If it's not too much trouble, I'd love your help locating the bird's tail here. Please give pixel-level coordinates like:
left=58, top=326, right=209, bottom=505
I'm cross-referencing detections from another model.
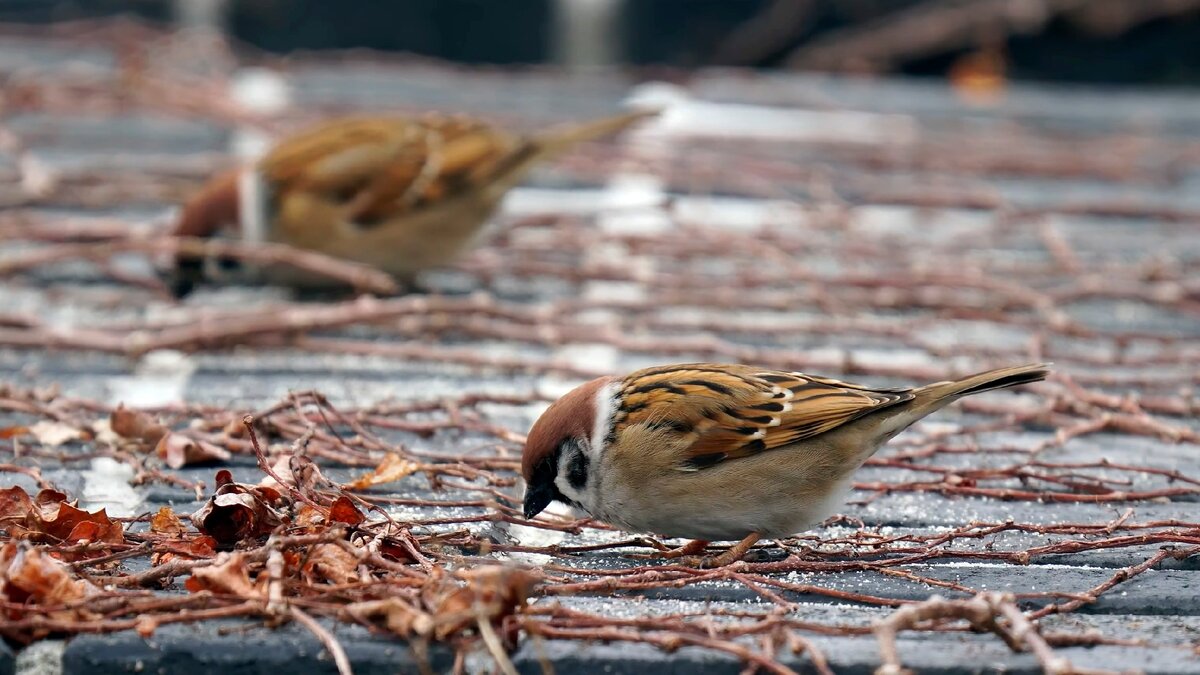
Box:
left=874, top=363, right=1050, bottom=438
left=529, top=108, right=660, bottom=157
left=484, top=109, right=658, bottom=193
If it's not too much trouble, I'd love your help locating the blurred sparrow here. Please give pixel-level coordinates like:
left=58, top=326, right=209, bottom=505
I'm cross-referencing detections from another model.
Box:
left=168, top=109, right=656, bottom=296
left=522, top=362, right=1049, bottom=567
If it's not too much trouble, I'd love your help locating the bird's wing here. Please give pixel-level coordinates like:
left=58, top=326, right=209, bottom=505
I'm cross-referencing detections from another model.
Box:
left=614, top=364, right=914, bottom=471
left=257, top=116, right=522, bottom=225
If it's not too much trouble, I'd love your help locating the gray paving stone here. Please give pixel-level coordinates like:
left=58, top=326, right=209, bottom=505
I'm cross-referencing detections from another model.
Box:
left=60, top=621, right=454, bottom=675
left=510, top=636, right=1200, bottom=675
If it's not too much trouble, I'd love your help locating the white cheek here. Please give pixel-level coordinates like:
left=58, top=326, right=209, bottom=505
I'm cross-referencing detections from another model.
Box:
left=554, top=474, right=583, bottom=504
left=553, top=449, right=594, bottom=511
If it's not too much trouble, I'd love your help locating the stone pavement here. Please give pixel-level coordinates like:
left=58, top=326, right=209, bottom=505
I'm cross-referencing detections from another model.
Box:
left=0, top=22, right=1198, bottom=675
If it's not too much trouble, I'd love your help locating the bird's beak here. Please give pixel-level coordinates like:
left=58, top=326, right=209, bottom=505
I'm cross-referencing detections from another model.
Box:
left=522, top=482, right=555, bottom=520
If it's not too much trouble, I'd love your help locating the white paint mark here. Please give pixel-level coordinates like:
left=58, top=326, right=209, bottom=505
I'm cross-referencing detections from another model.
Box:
left=80, top=457, right=140, bottom=517
left=502, top=187, right=613, bottom=215
left=229, top=67, right=291, bottom=116
left=106, top=350, right=197, bottom=408
left=601, top=173, right=666, bottom=210
left=624, top=81, right=693, bottom=111
left=15, top=638, right=65, bottom=675
left=597, top=208, right=673, bottom=235
left=626, top=81, right=917, bottom=145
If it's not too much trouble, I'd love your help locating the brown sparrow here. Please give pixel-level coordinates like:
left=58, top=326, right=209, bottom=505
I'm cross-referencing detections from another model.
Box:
left=522, top=362, right=1049, bottom=566
left=167, top=109, right=656, bottom=296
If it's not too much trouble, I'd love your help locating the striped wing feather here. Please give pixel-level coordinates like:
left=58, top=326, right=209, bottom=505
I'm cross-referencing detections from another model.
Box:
left=257, top=116, right=521, bottom=224
left=615, top=364, right=914, bottom=471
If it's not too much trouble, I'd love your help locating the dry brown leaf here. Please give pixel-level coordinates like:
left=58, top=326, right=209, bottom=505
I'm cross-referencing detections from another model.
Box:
left=303, top=543, right=359, bottom=585
left=0, top=486, right=124, bottom=553
left=110, top=406, right=169, bottom=446
left=425, top=566, right=539, bottom=641
left=150, top=506, right=187, bottom=535
left=0, top=425, right=29, bottom=439
left=191, top=473, right=287, bottom=546
left=293, top=503, right=326, bottom=529
left=347, top=453, right=422, bottom=490
left=156, top=432, right=232, bottom=469
left=40, top=501, right=124, bottom=547
left=349, top=597, right=433, bottom=637
left=328, top=496, right=366, bottom=526
left=258, top=454, right=296, bottom=491
left=0, top=542, right=100, bottom=638
left=184, top=552, right=262, bottom=598
left=152, top=535, right=218, bottom=566
left=26, top=420, right=85, bottom=447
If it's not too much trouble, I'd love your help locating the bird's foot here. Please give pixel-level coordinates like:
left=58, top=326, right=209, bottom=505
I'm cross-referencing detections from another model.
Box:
left=681, top=533, right=763, bottom=568
left=628, top=538, right=709, bottom=561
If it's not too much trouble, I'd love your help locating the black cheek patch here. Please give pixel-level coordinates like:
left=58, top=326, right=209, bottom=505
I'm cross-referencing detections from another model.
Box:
left=566, top=449, right=589, bottom=490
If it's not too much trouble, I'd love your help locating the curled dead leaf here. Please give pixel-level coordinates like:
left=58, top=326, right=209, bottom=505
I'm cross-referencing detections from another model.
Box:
left=191, top=473, right=287, bottom=547
left=347, top=453, right=422, bottom=490
left=110, top=406, right=169, bottom=447
left=156, top=432, right=232, bottom=469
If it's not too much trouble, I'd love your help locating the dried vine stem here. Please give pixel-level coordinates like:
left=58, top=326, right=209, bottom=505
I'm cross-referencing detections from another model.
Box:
left=873, top=592, right=1125, bottom=675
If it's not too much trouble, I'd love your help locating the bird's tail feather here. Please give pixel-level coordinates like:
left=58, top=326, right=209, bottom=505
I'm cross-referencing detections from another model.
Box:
left=914, top=363, right=1051, bottom=404
left=530, top=108, right=659, bottom=157
left=478, top=108, right=657, bottom=199
left=872, top=363, right=1050, bottom=439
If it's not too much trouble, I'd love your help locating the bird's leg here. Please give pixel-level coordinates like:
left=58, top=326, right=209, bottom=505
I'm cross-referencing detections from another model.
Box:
left=690, top=533, right=762, bottom=568
left=628, top=538, right=709, bottom=560
left=661, top=539, right=711, bottom=558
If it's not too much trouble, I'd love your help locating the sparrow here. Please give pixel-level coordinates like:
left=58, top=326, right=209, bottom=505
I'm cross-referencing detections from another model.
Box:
left=521, top=362, right=1049, bottom=567
left=167, top=109, right=656, bottom=296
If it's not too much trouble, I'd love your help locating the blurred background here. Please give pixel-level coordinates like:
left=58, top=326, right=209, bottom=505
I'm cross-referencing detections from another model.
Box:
left=3, top=0, right=1200, bottom=84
